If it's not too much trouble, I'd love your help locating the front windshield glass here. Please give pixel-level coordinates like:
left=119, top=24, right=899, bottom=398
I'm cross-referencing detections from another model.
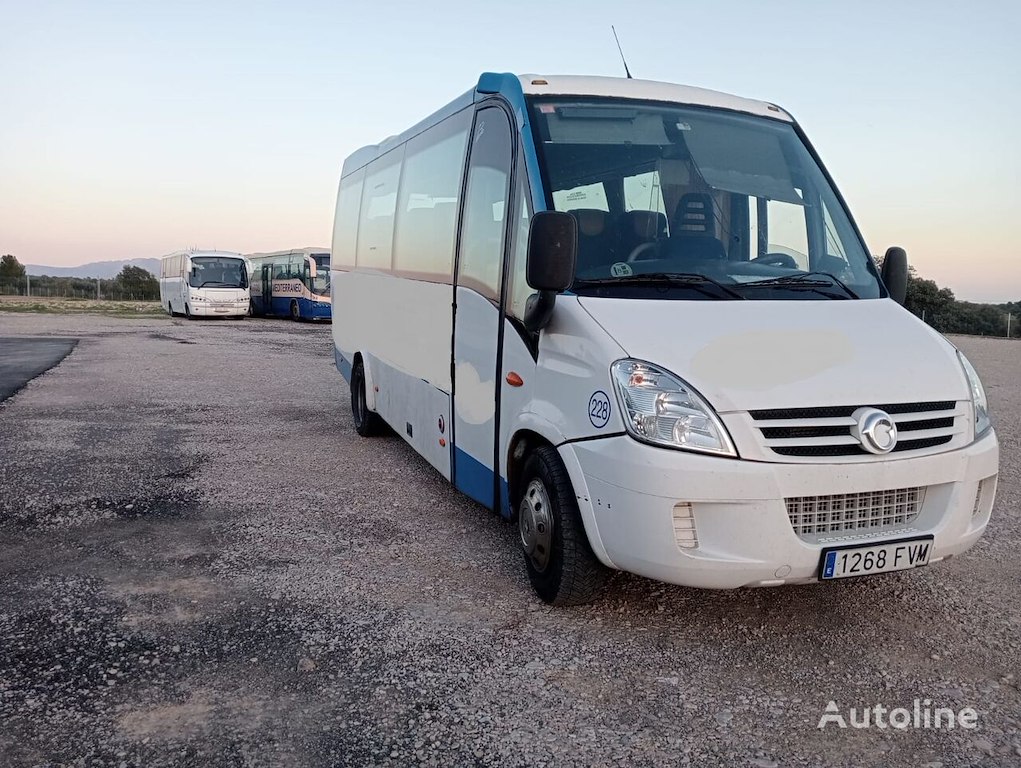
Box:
left=189, top=257, right=248, bottom=289
left=529, top=98, right=883, bottom=300
left=310, top=253, right=330, bottom=296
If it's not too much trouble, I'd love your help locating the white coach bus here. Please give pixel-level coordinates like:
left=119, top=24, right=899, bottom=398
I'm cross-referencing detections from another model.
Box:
left=330, top=73, right=999, bottom=605
left=160, top=249, right=250, bottom=319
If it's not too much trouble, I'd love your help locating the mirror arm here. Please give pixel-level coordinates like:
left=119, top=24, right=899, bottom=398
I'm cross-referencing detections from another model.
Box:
left=522, top=290, right=557, bottom=333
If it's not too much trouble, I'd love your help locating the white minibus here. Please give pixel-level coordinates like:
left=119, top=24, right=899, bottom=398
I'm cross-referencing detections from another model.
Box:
left=160, top=249, right=250, bottom=319
left=330, top=73, right=999, bottom=605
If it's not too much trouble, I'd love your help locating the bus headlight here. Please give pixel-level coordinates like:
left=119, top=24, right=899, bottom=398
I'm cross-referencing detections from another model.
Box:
left=957, top=351, right=991, bottom=439
left=611, top=360, right=737, bottom=457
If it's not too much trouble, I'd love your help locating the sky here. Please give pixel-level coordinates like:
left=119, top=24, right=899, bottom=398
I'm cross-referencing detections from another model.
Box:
left=0, top=0, right=1018, bottom=302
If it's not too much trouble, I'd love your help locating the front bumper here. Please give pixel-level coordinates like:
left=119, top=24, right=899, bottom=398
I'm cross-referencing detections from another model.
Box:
left=308, top=301, right=332, bottom=320
left=190, top=302, right=247, bottom=317
left=561, top=431, right=998, bottom=589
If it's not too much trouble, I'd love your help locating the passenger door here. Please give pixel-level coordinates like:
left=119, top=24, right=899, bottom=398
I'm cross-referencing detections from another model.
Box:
left=261, top=265, right=272, bottom=315
left=452, top=106, right=513, bottom=509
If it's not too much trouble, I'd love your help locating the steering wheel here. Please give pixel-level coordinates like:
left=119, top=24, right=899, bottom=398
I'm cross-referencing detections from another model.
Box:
left=626, top=242, right=660, bottom=263
left=750, top=252, right=799, bottom=269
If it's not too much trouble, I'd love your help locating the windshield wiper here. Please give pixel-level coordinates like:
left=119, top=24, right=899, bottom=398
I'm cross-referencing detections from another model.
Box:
left=739, top=272, right=860, bottom=299
left=574, top=272, right=745, bottom=300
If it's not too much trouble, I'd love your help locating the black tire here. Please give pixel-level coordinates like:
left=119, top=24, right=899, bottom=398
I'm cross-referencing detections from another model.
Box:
left=350, top=359, right=383, bottom=437
left=290, top=300, right=301, bottom=321
left=518, top=446, right=607, bottom=605
left=185, top=303, right=194, bottom=320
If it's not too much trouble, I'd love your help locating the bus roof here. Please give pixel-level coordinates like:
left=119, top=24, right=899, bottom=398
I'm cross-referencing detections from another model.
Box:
left=245, top=248, right=330, bottom=261
left=341, top=72, right=793, bottom=177
left=517, top=74, right=792, bottom=122
left=161, top=249, right=244, bottom=261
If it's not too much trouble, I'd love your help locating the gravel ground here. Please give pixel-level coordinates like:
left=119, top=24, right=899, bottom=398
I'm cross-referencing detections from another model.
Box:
left=0, top=312, right=1018, bottom=768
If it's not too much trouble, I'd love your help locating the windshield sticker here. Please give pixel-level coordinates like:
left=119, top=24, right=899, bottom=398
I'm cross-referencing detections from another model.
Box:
left=610, top=262, right=633, bottom=277
left=588, top=390, right=611, bottom=429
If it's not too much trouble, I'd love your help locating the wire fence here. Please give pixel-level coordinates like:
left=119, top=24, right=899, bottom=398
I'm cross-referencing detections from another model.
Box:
left=0, top=277, right=160, bottom=302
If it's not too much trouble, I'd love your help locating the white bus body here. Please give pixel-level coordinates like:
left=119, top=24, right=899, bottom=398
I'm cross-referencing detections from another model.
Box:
left=330, top=74, right=999, bottom=605
left=159, top=250, right=250, bottom=319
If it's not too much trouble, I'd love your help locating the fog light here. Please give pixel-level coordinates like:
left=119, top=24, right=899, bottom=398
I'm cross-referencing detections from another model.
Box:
left=973, top=476, right=996, bottom=517
left=672, top=502, right=699, bottom=550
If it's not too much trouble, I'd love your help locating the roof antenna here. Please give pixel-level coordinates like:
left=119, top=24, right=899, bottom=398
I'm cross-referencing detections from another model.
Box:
left=612, top=25, right=633, bottom=79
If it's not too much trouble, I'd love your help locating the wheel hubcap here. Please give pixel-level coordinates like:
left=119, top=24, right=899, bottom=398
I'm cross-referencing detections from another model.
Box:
left=519, top=478, right=553, bottom=572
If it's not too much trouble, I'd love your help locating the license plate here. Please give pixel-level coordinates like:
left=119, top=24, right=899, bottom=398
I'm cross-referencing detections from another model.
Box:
left=820, top=536, right=933, bottom=580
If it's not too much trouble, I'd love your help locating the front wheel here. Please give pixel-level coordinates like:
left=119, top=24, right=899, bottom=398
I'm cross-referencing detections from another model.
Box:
left=518, top=447, right=607, bottom=605
left=185, top=303, right=194, bottom=320
left=290, top=300, right=301, bottom=321
left=350, top=359, right=383, bottom=437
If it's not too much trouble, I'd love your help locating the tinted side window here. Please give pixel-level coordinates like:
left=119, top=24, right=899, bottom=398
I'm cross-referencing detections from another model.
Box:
left=506, top=158, right=533, bottom=321
left=393, top=110, right=471, bottom=280
left=357, top=148, right=405, bottom=270
left=457, top=108, right=512, bottom=300
left=333, top=169, right=364, bottom=268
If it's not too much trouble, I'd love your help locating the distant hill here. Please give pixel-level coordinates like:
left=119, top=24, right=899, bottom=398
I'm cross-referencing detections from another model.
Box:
left=25, top=258, right=161, bottom=279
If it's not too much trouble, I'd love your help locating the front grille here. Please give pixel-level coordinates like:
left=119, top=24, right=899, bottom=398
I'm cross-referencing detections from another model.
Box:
left=750, top=401, right=962, bottom=459
left=786, top=487, right=924, bottom=537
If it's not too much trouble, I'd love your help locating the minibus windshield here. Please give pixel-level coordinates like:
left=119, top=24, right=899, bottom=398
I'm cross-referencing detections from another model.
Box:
left=189, top=257, right=248, bottom=289
left=528, top=98, right=883, bottom=300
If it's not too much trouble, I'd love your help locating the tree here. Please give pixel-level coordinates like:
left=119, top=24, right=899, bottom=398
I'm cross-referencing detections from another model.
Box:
left=0, top=254, right=26, bottom=279
left=903, top=266, right=955, bottom=324
left=115, top=265, right=158, bottom=299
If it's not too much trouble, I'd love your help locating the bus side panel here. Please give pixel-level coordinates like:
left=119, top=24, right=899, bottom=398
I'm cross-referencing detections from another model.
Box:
left=332, top=269, right=453, bottom=478
left=333, top=271, right=452, bottom=391
left=371, top=356, right=451, bottom=479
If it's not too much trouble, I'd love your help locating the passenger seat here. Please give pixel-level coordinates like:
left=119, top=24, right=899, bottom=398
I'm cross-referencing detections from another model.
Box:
left=571, top=209, right=615, bottom=275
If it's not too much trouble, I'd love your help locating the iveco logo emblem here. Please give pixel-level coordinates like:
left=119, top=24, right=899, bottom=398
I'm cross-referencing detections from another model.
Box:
left=852, top=407, right=898, bottom=454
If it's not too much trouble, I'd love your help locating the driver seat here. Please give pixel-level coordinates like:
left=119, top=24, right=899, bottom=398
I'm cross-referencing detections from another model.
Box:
left=673, top=193, right=715, bottom=236
left=618, top=210, right=667, bottom=259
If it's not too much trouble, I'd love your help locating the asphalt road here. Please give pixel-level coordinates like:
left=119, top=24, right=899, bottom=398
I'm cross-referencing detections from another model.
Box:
left=0, top=337, right=78, bottom=401
left=0, top=312, right=1018, bottom=767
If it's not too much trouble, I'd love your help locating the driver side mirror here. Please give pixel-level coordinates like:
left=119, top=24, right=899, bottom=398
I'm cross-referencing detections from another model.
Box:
left=522, top=212, right=577, bottom=333
left=526, top=211, right=577, bottom=292
left=881, top=246, right=908, bottom=306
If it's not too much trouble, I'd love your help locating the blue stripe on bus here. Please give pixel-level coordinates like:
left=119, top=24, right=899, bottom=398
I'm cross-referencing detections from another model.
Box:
left=453, top=447, right=511, bottom=518
left=454, top=448, right=495, bottom=509
left=334, top=347, right=352, bottom=381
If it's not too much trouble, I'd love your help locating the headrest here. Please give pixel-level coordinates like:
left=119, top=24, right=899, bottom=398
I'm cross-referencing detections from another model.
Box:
left=674, top=193, right=715, bottom=235
left=572, top=209, right=609, bottom=237
left=622, top=210, right=667, bottom=239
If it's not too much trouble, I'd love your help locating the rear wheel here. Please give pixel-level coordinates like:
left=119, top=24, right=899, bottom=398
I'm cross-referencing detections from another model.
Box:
left=518, top=446, right=607, bottom=605
left=350, top=359, right=383, bottom=437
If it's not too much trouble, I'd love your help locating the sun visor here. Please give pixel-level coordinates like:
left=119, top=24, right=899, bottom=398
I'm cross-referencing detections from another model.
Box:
left=679, top=117, right=804, bottom=204
left=543, top=106, right=670, bottom=145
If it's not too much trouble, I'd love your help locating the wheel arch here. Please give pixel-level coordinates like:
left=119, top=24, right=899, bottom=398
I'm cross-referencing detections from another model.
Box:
left=352, top=351, right=378, bottom=412
left=506, top=421, right=615, bottom=569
